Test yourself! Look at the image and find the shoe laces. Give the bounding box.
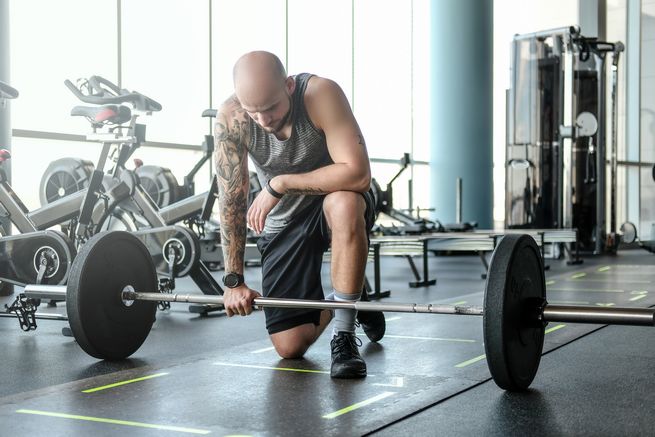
[332,333,362,355]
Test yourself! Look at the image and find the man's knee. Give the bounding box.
[323,191,366,232]
[270,324,316,359]
[271,338,310,359]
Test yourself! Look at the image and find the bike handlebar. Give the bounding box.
[64,75,162,112]
[0,80,19,100]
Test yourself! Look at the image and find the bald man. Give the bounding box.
[213,51,385,379]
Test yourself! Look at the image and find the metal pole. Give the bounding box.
[596,53,607,254]
[543,304,655,326]
[24,285,67,300]
[125,291,485,316]
[455,177,462,223]
[25,285,655,327]
[0,312,67,321]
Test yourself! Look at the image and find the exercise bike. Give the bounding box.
[0,78,219,329]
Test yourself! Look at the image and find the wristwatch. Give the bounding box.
[222,272,245,288]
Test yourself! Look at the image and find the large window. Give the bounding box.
[212,0,286,105]
[641,0,655,239]
[121,0,210,145]
[10,0,118,134]
[9,0,431,219]
[287,0,352,101]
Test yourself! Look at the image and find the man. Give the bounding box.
[214,51,384,379]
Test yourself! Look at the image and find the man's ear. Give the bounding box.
[285,76,296,95]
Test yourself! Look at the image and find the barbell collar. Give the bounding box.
[123,291,485,316]
[543,304,655,326]
[24,284,67,301]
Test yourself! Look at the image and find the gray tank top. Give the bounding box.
[248,73,333,234]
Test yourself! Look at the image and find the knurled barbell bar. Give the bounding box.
[24,231,655,391]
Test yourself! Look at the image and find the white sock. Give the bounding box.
[330,290,361,337]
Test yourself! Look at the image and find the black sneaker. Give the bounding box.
[330,332,367,379]
[356,293,386,342]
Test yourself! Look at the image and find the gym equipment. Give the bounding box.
[59,75,225,305]
[370,153,438,234]
[370,154,475,235]
[0,80,19,296]
[25,231,655,391]
[39,157,94,205]
[0,80,18,99]
[506,26,624,254]
[0,78,221,331]
[134,111,214,208]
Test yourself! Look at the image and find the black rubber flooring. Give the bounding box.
[0,247,653,436]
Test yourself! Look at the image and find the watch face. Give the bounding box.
[223,273,240,288]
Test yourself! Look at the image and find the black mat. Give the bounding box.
[0,251,652,435]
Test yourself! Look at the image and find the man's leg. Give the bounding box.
[269,310,333,359]
[322,191,370,378]
[324,191,385,342]
[324,191,368,295]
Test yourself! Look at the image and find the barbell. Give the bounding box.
[24,231,655,391]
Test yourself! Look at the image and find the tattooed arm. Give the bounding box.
[269,76,372,196]
[214,97,260,316]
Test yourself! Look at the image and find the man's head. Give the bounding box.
[233,51,295,134]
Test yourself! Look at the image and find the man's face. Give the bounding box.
[237,78,293,134]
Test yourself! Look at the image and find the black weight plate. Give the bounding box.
[483,234,546,391]
[136,165,180,208]
[66,231,158,360]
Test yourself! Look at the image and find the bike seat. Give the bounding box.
[202,109,217,118]
[70,104,132,125]
[0,81,19,99]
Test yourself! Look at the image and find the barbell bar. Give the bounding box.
[22,230,655,391]
[26,287,655,327]
[118,291,655,326]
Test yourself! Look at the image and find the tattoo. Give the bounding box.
[284,187,326,196]
[214,105,249,272]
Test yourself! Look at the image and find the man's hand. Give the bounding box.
[247,181,283,234]
[223,284,261,317]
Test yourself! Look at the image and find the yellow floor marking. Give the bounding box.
[548,288,625,293]
[598,266,611,272]
[15,409,210,434]
[595,303,616,307]
[546,280,556,286]
[322,392,395,419]
[455,324,566,368]
[455,354,487,368]
[213,362,329,374]
[571,273,587,279]
[598,272,655,276]
[385,334,475,343]
[545,324,566,334]
[82,372,169,393]
[385,316,402,322]
[630,295,648,302]
[451,301,467,306]
[567,279,652,284]
[550,300,590,305]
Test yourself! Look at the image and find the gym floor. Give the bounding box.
[1,247,654,436]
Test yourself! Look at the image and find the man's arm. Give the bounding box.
[214,98,250,276]
[270,77,371,195]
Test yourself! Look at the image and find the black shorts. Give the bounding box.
[256,191,376,334]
